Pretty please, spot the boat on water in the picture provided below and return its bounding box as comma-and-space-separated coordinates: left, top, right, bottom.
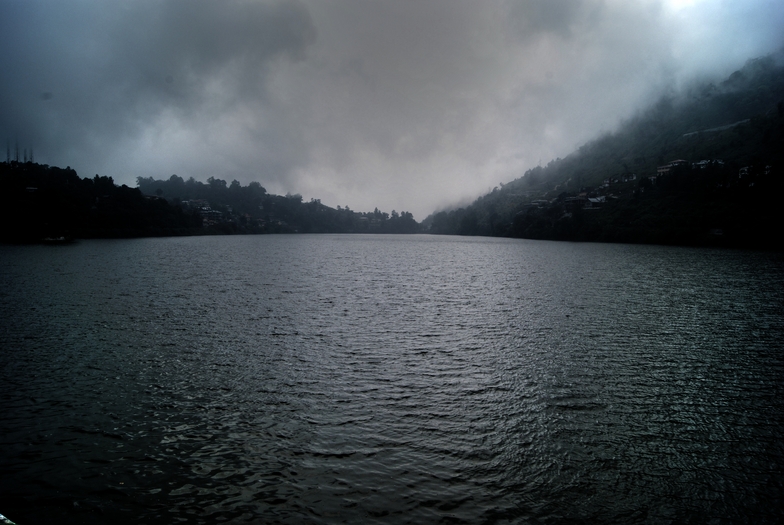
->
41, 236, 74, 245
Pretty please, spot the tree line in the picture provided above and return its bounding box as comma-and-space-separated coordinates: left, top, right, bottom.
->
0, 162, 420, 242
424, 53, 784, 250
136, 174, 419, 234
0, 162, 201, 242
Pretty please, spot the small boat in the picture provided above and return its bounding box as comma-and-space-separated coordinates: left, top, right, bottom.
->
42, 235, 74, 245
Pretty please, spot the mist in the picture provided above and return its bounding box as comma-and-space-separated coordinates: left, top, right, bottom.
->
2, 0, 783, 218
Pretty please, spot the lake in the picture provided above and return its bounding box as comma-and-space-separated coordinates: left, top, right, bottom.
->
1, 234, 783, 524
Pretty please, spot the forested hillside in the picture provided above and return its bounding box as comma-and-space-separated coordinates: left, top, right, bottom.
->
135, 175, 419, 235
0, 162, 201, 242
426, 54, 784, 249
1, 163, 420, 243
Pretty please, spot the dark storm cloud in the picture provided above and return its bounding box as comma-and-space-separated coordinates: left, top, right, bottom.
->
0, 0, 315, 171
507, 0, 584, 39
110, 1, 315, 107
1, 0, 783, 218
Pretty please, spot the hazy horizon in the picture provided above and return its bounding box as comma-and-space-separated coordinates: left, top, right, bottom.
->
2, 0, 783, 219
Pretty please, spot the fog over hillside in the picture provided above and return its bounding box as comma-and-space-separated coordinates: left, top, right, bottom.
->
2, 0, 783, 219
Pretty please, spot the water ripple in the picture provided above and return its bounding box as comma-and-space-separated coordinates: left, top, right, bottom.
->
1, 235, 783, 524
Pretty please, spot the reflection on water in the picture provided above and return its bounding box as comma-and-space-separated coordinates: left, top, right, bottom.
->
1, 235, 783, 524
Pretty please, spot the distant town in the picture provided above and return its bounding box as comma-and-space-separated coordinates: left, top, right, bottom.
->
3, 54, 783, 250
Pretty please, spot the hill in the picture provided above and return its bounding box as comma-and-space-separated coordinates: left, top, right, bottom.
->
425, 54, 784, 250
135, 175, 419, 235
0, 162, 201, 242
0, 160, 420, 243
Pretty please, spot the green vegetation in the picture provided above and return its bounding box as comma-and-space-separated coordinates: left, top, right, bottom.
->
135, 175, 419, 235
6, 54, 782, 247
426, 55, 784, 250
0, 162, 201, 242
0, 162, 420, 243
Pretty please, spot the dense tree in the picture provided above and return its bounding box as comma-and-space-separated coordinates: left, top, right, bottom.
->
423, 53, 784, 250
1, 162, 200, 242
2, 163, 422, 241
136, 173, 421, 235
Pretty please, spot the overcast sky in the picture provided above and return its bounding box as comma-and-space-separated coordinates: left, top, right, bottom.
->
2, 0, 783, 218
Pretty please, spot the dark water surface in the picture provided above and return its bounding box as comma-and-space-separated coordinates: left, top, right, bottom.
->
1, 235, 783, 524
